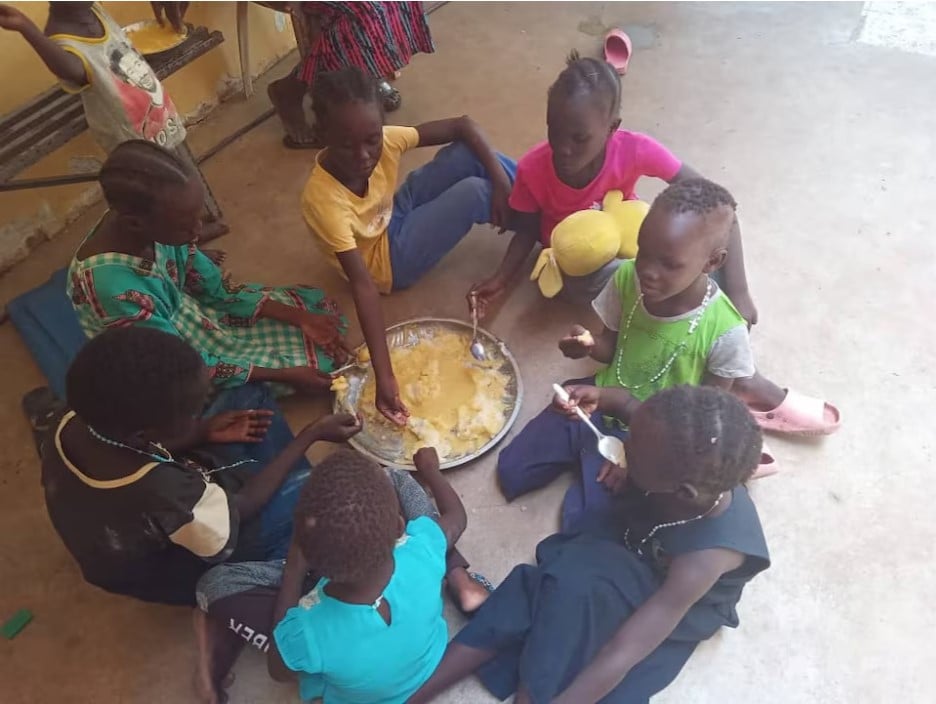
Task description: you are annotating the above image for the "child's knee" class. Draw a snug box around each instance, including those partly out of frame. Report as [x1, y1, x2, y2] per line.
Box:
[236, 382, 277, 410]
[207, 383, 275, 416]
[435, 140, 478, 165]
[496, 444, 527, 501]
[452, 176, 493, 216]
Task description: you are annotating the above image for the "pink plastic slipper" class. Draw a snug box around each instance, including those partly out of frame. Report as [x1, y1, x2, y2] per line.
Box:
[604, 29, 633, 75]
[751, 389, 841, 437]
[750, 441, 779, 480]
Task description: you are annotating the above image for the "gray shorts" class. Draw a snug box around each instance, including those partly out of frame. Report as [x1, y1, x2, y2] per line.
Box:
[196, 469, 438, 609]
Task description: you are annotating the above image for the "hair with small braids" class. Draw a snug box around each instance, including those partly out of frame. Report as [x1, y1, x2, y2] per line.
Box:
[293, 449, 400, 583]
[640, 385, 763, 496]
[66, 327, 207, 438]
[98, 140, 192, 215]
[548, 50, 622, 116]
[312, 66, 382, 125]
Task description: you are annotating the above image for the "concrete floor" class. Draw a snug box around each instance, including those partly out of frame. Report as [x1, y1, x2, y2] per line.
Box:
[1, 2, 934, 702]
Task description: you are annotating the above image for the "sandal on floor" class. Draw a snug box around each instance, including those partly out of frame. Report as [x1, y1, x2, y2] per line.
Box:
[751, 389, 841, 437]
[377, 80, 402, 112]
[282, 133, 323, 150]
[750, 441, 780, 480]
[604, 29, 633, 75]
[449, 572, 495, 619]
[22, 386, 66, 458]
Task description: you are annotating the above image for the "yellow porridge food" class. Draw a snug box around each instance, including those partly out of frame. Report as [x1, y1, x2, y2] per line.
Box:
[126, 24, 186, 54]
[360, 331, 509, 459]
[330, 375, 349, 392]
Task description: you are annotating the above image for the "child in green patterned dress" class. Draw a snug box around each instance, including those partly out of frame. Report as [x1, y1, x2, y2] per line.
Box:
[68, 140, 349, 394]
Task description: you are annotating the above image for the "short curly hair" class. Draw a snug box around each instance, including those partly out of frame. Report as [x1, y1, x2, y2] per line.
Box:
[294, 449, 400, 583]
[654, 178, 737, 217]
[640, 386, 763, 496]
[66, 327, 208, 438]
[548, 50, 622, 117]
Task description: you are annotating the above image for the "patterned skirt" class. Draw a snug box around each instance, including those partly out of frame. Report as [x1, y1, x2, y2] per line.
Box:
[295, 1, 435, 84]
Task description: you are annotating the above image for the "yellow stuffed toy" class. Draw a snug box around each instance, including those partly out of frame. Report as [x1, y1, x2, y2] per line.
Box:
[531, 191, 649, 298]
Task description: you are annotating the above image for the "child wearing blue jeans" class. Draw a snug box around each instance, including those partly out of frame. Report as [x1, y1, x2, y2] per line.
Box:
[301, 66, 517, 428]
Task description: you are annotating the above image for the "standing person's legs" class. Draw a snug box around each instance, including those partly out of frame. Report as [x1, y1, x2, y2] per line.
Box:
[389, 143, 517, 290]
[497, 377, 595, 504]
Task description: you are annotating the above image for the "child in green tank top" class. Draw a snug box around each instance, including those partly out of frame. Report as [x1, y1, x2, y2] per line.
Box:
[497, 179, 838, 531]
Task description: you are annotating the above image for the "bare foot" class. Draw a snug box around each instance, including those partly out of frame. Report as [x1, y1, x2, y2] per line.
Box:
[446, 568, 491, 614]
[268, 72, 320, 148]
[200, 247, 227, 268]
[192, 609, 232, 704]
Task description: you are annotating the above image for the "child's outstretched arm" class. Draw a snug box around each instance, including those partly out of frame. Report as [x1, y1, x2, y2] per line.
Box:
[267, 537, 308, 683]
[469, 210, 541, 320]
[415, 117, 513, 231]
[0, 5, 87, 87]
[337, 249, 409, 426]
[413, 447, 467, 548]
[670, 164, 756, 326]
[236, 414, 360, 521]
[552, 548, 744, 704]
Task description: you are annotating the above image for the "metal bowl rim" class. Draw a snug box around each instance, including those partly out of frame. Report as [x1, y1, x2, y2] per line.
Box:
[122, 20, 189, 56]
[333, 317, 524, 470]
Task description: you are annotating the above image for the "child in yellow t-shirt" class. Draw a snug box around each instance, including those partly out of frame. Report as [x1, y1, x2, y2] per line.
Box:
[301, 66, 517, 426]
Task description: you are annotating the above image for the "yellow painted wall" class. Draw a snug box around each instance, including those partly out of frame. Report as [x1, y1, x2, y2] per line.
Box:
[0, 1, 296, 272]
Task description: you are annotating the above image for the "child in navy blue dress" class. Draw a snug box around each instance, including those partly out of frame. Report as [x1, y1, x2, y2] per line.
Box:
[408, 385, 770, 704]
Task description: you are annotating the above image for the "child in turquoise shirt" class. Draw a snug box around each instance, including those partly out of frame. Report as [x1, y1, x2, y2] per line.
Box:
[268, 447, 474, 703]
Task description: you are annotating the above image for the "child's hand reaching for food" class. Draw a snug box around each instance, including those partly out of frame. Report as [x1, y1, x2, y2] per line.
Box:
[310, 413, 362, 444]
[558, 325, 595, 359]
[413, 447, 441, 474]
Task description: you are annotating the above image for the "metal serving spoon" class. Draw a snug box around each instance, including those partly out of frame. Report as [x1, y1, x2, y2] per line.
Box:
[469, 293, 487, 362]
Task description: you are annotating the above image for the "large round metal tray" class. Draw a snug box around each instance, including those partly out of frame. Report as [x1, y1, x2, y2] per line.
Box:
[333, 318, 523, 470]
[123, 20, 189, 57]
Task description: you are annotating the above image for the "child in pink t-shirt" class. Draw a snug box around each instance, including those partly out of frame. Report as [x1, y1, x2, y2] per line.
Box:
[469, 52, 756, 322]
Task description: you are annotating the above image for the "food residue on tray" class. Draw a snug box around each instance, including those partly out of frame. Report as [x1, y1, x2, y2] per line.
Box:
[126, 23, 186, 54]
[360, 330, 510, 460]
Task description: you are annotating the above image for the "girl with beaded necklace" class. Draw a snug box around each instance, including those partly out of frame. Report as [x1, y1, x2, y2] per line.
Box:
[497, 179, 769, 531]
[409, 386, 770, 704]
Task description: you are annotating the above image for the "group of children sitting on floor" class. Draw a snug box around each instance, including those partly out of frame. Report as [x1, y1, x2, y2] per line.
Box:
[5, 3, 840, 702]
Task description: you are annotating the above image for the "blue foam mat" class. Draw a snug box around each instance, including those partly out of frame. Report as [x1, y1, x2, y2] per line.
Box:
[7, 268, 87, 399]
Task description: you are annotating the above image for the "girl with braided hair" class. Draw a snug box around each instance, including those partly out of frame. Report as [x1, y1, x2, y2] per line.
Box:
[469, 50, 757, 321]
[409, 386, 770, 704]
[67, 140, 350, 396]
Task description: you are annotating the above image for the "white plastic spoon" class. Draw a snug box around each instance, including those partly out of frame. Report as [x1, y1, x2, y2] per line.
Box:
[552, 383, 627, 468]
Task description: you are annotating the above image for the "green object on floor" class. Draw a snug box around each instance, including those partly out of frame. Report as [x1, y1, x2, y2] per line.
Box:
[2, 609, 33, 639]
